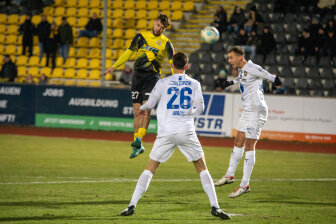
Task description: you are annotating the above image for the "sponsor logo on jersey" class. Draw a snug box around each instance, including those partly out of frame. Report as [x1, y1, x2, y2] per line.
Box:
[141, 45, 159, 54]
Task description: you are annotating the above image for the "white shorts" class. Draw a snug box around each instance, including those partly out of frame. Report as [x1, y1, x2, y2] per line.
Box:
[237, 110, 267, 139]
[150, 132, 204, 163]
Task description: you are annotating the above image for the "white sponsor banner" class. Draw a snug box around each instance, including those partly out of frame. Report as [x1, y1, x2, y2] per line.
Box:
[231, 93, 336, 136]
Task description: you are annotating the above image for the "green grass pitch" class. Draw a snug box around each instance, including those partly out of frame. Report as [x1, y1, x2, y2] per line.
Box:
[0, 135, 335, 223]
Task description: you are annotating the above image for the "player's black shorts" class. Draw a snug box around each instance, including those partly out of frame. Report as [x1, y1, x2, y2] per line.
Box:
[131, 70, 160, 104]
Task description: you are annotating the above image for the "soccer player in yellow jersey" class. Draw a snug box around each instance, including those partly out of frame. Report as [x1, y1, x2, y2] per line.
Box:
[104, 14, 174, 159]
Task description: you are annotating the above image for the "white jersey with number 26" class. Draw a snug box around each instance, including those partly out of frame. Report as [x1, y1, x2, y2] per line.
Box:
[148, 73, 204, 137]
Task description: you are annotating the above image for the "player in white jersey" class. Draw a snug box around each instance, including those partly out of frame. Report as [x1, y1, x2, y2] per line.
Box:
[120, 52, 231, 220]
[214, 46, 282, 198]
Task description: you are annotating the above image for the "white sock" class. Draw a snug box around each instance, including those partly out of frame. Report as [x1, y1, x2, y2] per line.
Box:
[240, 150, 256, 188]
[200, 170, 220, 208]
[129, 170, 153, 207]
[225, 146, 244, 177]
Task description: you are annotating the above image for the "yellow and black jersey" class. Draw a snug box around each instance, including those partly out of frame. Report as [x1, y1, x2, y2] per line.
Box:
[112, 31, 174, 74]
[129, 31, 174, 73]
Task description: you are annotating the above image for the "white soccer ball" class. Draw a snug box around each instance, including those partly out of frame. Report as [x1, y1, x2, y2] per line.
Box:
[201, 26, 220, 44]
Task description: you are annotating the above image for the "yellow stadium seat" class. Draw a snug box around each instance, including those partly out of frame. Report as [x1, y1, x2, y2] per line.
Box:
[112, 29, 123, 38]
[43, 6, 53, 15]
[89, 38, 100, 48]
[135, 0, 146, 9]
[56, 57, 64, 67]
[54, 7, 65, 16]
[112, 9, 123, 18]
[7, 25, 18, 35]
[77, 48, 88, 57]
[51, 68, 64, 78]
[135, 10, 147, 19]
[0, 14, 6, 23]
[0, 24, 5, 33]
[105, 59, 112, 68]
[104, 73, 113, 80]
[54, 0, 64, 6]
[89, 1, 101, 8]
[67, 17, 77, 27]
[76, 58, 88, 68]
[89, 59, 100, 69]
[66, 0, 77, 7]
[16, 45, 22, 55]
[171, 1, 182, 11]
[39, 57, 47, 67]
[7, 14, 18, 24]
[159, 1, 170, 10]
[54, 16, 62, 26]
[111, 0, 123, 9]
[124, 0, 134, 9]
[105, 49, 113, 59]
[18, 15, 25, 24]
[89, 81, 101, 87]
[183, 1, 194, 11]
[111, 39, 124, 49]
[32, 45, 39, 56]
[68, 47, 76, 58]
[0, 44, 4, 54]
[77, 8, 89, 18]
[88, 48, 101, 58]
[0, 34, 5, 43]
[124, 19, 136, 28]
[28, 56, 39, 66]
[40, 67, 52, 77]
[64, 80, 76, 86]
[88, 70, 100, 80]
[77, 37, 89, 47]
[64, 68, 75, 78]
[125, 29, 136, 39]
[77, 0, 88, 8]
[76, 69, 88, 79]
[28, 67, 39, 76]
[66, 8, 77, 17]
[77, 17, 89, 27]
[147, 0, 158, 10]
[136, 19, 147, 29]
[77, 80, 89, 86]
[111, 19, 123, 28]
[16, 55, 28, 66]
[172, 10, 183, 21]
[5, 45, 16, 55]
[63, 58, 76, 68]
[51, 79, 64, 85]
[148, 10, 159, 19]
[6, 35, 17, 44]
[31, 15, 41, 25]
[17, 66, 27, 77]
[124, 9, 135, 19]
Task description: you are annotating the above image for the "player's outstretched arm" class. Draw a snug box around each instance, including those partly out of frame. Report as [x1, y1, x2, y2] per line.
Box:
[102, 49, 134, 76]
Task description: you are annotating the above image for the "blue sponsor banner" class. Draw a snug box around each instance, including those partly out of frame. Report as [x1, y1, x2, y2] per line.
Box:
[195, 93, 231, 137]
[0, 83, 35, 125]
[36, 85, 133, 118]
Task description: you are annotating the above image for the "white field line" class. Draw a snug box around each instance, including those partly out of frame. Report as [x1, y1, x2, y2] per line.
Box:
[0, 178, 336, 185]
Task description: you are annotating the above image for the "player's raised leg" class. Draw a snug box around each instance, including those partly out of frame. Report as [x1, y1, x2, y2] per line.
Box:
[215, 131, 245, 186]
[120, 159, 160, 216]
[229, 138, 257, 198]
[193, 157, 231, 220]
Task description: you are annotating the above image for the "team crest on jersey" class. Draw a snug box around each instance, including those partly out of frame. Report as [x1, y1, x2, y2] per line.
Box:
[156, 40, 162, 46]
[244, 71, 247, 76]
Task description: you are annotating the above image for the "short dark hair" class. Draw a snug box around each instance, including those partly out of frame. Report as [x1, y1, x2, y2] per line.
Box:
[157, 14, 171, 28]
[173, 52, 188, 70]
[228, 46, 245, 56]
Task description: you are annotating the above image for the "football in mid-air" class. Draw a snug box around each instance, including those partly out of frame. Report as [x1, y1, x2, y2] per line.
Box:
[201, 26, 220, 44]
